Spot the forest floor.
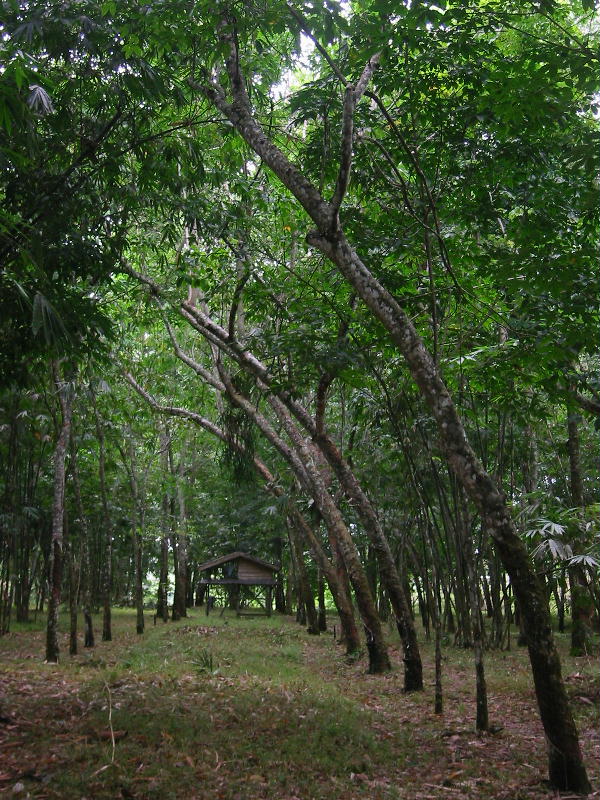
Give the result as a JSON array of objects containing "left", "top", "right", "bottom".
[{"left": 0, "top": 609, "right": 598, "bottom": 800}]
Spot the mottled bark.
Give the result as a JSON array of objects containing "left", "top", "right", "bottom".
[
  {"left": 212, "top": 366, "right": 388, "bottom": 671},
  {"left": 457, "top": 494, "right": 489, "bottom": 731},
  {"left": 260, "top": 392, "right": 389, "bottom": 672},
  {"left": 124, "top": 435, "right": 145, "bottom": 635},
  {"left": 68, "top": 541, "right": 79, "bottom": 657},
  {"left": 314, "top": 434, "right": 421, "bottom": 688}
]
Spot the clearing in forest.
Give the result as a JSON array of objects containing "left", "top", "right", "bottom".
[{"left": 0, "top": 610, "right": 598, "bottom": 800}]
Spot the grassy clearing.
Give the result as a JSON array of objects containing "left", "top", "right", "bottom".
[{"left": 0, "top": 609, "right": 598, "bottom": 800}]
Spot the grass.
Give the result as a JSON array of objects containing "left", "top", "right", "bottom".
[{"left": 0, "top": 608, "right": 598, "bottom": 800}]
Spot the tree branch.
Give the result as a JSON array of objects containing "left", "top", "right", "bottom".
[
  {"left": 331, "top": 87, "right": 355, "bottom": 213},
  {"left": 228, "top": 267, "right": 251, "bottom": 341},
  {"left": 331, "top": 54, "right": 380, "bottom": 215},
  {"left": 285, "top": 4, "right": 348, "bottom": 86},
  {"left": 123, "top": 371, "right": 223, "bottom": 437},
  {"left": 162, "top": 317, "right": 225, "bottom": 392},
  {"left": 572, "top": 392, "right": 600, "bottom": 416},
  {"left": 192, "top": 29, "right": 334, "bottom": 232}
]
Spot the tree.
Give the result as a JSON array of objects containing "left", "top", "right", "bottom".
[{"left": 186, "top": 3, "right": 593, "bottom": 790}]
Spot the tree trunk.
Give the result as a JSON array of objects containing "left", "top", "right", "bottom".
[
  {"left": 206, "top": 61, "right": 590, "bottom": 788},
  {"left": 288, "top": 523, "right": 319, "bottom": 635},
  {"left": 91, "top": 392, "right": 112, "bottom": 642},
  {"left": 457, "top": 493, "right": 489, "bottom": 731},
  {"left": 317, "top": 567, "right": 327, "bottom": 631},
  {"left": 71, "top": 437, "right": 94, "bottom": 647},
  {"left": 132, "top": 521, "right": 144, "bottom": 635},
  {"left": 170, "top": 445, "right": 188, "bottom": 621},
  {"left": 273, "top": 536, "right": 286, "bottom": 613},
  {"left": 567, "top": 412, "right": 592, "bottom": 656},
  {"left": 170, "top": 293, "right": 407, "bottom": 677},
  {"left": 313, "top": 433, "right": 422, "bottom": 688},
  {"left": 45, "top": 363, "right": 74, "bottom": 663},
  {"left": 217, "top": 369, "right": 389, "bottom": 672},
  {"left": 68, "top": 542, "right": 79, "bottom": 656}
]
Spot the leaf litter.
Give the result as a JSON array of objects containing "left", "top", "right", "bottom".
[{"left": 0, "top": 613, "right": 598, "bottom": 800}]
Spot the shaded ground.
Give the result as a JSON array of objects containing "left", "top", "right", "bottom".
[{"left": 0, "top": 610, "right": 598, "bottom": 800}]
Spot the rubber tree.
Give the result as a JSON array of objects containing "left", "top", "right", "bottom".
[
  {"left": 45, "top": 362, "right": 74, "bottom": 663},
  {"left": 193, "top": 18, "right": 590, "bottom": 792}
]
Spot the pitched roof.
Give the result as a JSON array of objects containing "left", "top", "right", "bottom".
[{"left": 197, "top": 551, "right": 279, "bottom": 573}]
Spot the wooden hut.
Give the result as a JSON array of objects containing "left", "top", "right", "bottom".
[{"left": 197, "top": 552, "right": 279, "bottom": 617}]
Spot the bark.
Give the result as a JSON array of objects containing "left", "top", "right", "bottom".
[
  {"left": 91, "top": 392, "right": 112, "bottom": 642},
  {"left": 132, "top": 515, "right": 145, "bottom": 635},
  {"left": 124, "top": 370, "right": 363, "bottom": 651},
  {"left": 213, "top": 366, "right": 388, "bottom": 671},
  {"left": 157, "top": 427, "right": 171, "bottom": 622},
  {"left": 124, "top": 434, "right": 145, "bottom": 635},
  {"left": 287, "top": 522, "right": 319, "bottom": 634},
  {"left": 461, "top": 499, "right": 489, "bottom": 731},
  {"left": 200, "top": 54, "right": 590, "bottom": 789},
  {"left": 71, "top": 438, "right": 94, "bottom": 647},
  {"left": 314, "top": 433, "right": 422, "bottom": 688},
  {"left": 157, "top": 515, "right": 170, "bottom": 622},
  {"left": 68, "top": 541, "right": 79, "bottom": 656},
  {"left": 173, "top": 456, "right": 188, "bottom": 620},
  {"left": 422, "top": 515, "right": 443, "bottom": 713},
  {"left": 488, "top": 551, "right": 504, "bottom": 649},
  {"left": 258, "top": 389, "right": 389, "bottom": 672},
  {"left": 168, "top": 439, "right": 188, "bottom": 622},
  {"left": 273, "top": 537, "right": 286, "bottom": 613},
  {"left": 567, "top": 412, "right": 593, "bottom": 656},
  {"left": 434, "top": 596, "right": 443, "bottom": 715},
  {"left": 45, "top": 364, "right": 74, "bottom": 663},
  {"left": 317, "top": 568, "right": 327, "bottom": 631},
  {"left": 176, "top": 292, "right": 420, "bottom": 685},
  {"left": 322, "top": 522, "right": 361, "bottom": 653}
]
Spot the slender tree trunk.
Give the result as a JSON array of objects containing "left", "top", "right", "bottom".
[
  {"left": 68, "top": 539, "right": 79, "bottom": 656},
  {"left": 132, "top": 518, "right": 145, "bottom": 635},
  {"left": 164, "top": 292, "right": 406, "bottom": 676},
  {"left": 169, "top": 443, "right": 188, "bottom": 621},
  {"left": 317, "top": 567, "right": 327, "bottom": 631},
  {"left": 45, "top": 364, "right": 74, "bottom": 663},
  {"left": 457, "top": 493, "right": 489, "bottom": 731},
  {"left": 567, "top": 411, "right": 593, "bottom": 656},
  {"left": 157, "top": 428, "right": 171, "bottom": 621},
  {"left": 91, "top": 392, "right": 112, "bottom": 642},
  {"left": 71, "top": 438, "right": 94, "bottom": 647},
  {"left": 288, "top": 522, "right": 319, "bottom": 634},
  {"left": 157, "top": 527, "right": 170, "bottom": 623},
  {"left": 314, "top": 434, "right": 422, "bottom": 688},
  {"left": 217, "top": 369, "right": 389, "bottom": 672},
  {"left": 273, "top": 536, "right": 286, "bottom": 613},
  {"left": 290, "top": 508, "right": 359, "bottom": 652},
  {"left": 432, "top": 576, "right": 443, "bottom": 715}
]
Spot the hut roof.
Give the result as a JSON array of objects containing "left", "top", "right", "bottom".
[{"left": 197, "top": 551, "right": 279, "bottom": 573}]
